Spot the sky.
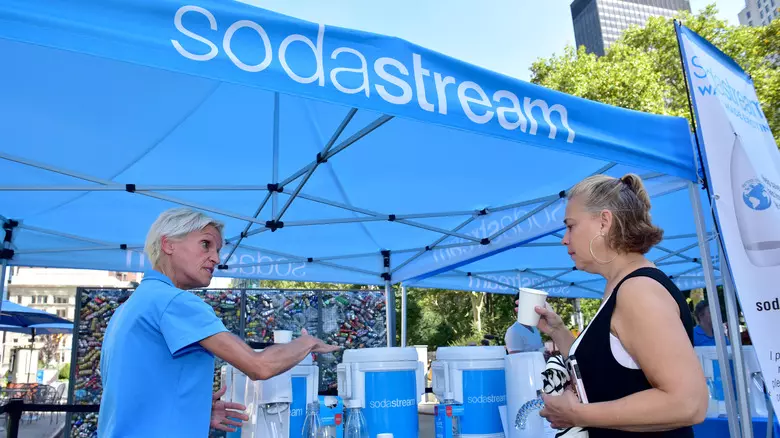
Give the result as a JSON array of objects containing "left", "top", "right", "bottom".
[{"left": 241, "top": 0, "right": 745, "bottom": 81}]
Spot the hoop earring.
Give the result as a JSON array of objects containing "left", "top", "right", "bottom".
[{"left": 589, "top": 233, "right": 617, "bottom": 264}]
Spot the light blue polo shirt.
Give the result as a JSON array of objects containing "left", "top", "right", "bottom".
[{"left": 98, "top": 269, "right": 228, "bottom": 437}]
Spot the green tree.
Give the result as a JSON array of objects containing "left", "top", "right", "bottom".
[{"left": 530, "top": 5, "right": 780, "bottom": 145}]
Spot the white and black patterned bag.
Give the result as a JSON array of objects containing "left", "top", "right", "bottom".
[{"left": 540, "top": 354, "right": 588, "bottom": 438}]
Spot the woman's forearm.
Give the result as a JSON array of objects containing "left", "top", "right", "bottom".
[{"left": 574, "top": 388, "right": 706, "bottom": 432}]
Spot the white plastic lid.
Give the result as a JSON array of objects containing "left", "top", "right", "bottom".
[
  {"left": 435, "top": 346, "right": 506, "bottom": 361},
  {"left": 342, "top": 347, "right": 419, "bottom": 363},
  {"left": 322, "top": 396, "right": 339, "bottom": 407},
  {"left": 518, "top": 287, "right": 548, "bottom": 296}
]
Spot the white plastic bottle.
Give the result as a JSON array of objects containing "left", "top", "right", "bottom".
[{"left": 729, "top": 134, "right": 780, "bottom": 267}]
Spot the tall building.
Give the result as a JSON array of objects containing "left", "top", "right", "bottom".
[
  {"left": 0, "top": 266, "right": 233, "bottom": 382},
  {"left": 739, "top": 0, "right": 779, "bottom": 27},
  {"left": 1, "top": 268, "right": 138, "bottom": 381},
  {"left": 571, "top": 0, "right": 692, "bottom": 56}
]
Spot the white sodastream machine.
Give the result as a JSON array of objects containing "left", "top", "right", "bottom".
[
  {"left": 503, "top": 351, "right": 552, "bottom": 438},
  {"left": 431, "top": 346, "right": 508, "bottom": 438},
  {"left": 220, "top": 331, "right": 320, "bottom": 438},
  {"left": 337, "top": 347, "right": 425, "bottom": 438},
  {"left": 696, "top": 345, "right": 770, "bottom": 419}
]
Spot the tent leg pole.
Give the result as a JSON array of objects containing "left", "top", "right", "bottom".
[
  {"left": 688, "top": 182, "right": 741, "bottom": 438},
  {"left": 400, "top": 284, "right": 407, "bottom": 348},
  {"left": 688, "top": 182, "right": 740, "bottom": 438},
  {"left": 0, "top": 259, "right": 7, "bottom": 302},
  {"left": 720, "top": 242, "right": 754, "bottom": 438},
  {"left": 573, "top": 298, "right": 583, "bottom": 332},
  {"left": 385, "top": 280, "right": 395, "bottom": 347}
]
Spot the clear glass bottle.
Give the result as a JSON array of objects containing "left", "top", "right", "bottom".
[
  {"left": 302, "top": 401, "right": 322, "bottom": 438},
  {"left": 344, "top": 407, "right": 369, "bottom": 438}
]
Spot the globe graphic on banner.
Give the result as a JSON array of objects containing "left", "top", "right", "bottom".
[{"left": 742, "top": 179, "right": 772, "bottom": 211}]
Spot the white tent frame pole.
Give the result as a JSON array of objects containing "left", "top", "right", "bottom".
[
  {"left": 488, "top": 197, "right": 562, "bottom": 242},
  {"left": 226, "top": 242, "right": 381, "bottom": 277},
  {"left": 278, "top": 114, "right": 393, "bottom": 188},
  {"left": 273, "top": 108, "right": 357, "bottom": 224},
  {"left": 657, "top": 260, "right": 700, "bottom": 267},
  {"left": 653, "top": 241, "right": 701, "bottom": 264},
  {"left": 0, "top": 260, "right": 7, "bottom": 302},
  {"left": 654, "top": 244, "right": 699, "bottom": 263},
  {"left": 391, "top": 216, "right": 477, "bottom": 274},
  {"left": 1, "top": 151, "right": 275, "bottom": 228},
  {"left": 521, "top": 269, "right": 603, "bottom": 295},
  {"left": 16, "top": 246, "right": 134, "bottom": 254},
  {"left": 573, "top": 298, "right": 584, "bottom": 331},
  {"left": 0, "top": 219, "right": 16, "bottom": 314},
  {"left": 272, "top": 92, "right": 280, "bottom": 217},
  {"left": 400, "top": 284, "right": 407, "bottom": 348},
  {"left": 221, "top": 191, "right": 273, "bottom": 264},
  {"left": 282, "top": 191, "right": 484, "bottom": 243},
  {"left": 383, "top": 251, "right": 395, "bottom": 347},
  {"left": 688, "top": 182, "right": 741, "bottom": 438},
  {"left": 0, "top": 185, "right": 276, "bottom": 191},
  {"left": 488, "top": 163, "right": 617, "bottom": 241},
  {"left": 18, "top": 224, "right": 124, "bottom": 247},
  {"left": 719, "top": 242, "right": 754, "bottom": 438},
  {"left": 391, "top": 191, "right": 577, "bottom": 276},
  {"left": 529, "top": 268, "right": 573, "bottom": 288},
  {"left": 550, "top": 231, "right": 703, "bottom": 265}
]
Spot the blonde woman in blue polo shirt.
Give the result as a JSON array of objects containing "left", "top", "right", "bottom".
[{"left": 98, "top": 208, "right": 339, "bottom": 437}]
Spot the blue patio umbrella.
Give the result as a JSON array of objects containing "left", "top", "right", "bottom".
[
  {"left": 0, "top": 323, "right": 73, "bottom": 335},
  {"left": 0, "top": 302, "right": 73, "bottom": 384},
  {"left": 0, "top": 300, "right": 73, "bottom": 328}
]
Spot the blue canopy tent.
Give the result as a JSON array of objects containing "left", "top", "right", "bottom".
[{"left": 0, "top": 0, "right": 722, "bottom": 348}]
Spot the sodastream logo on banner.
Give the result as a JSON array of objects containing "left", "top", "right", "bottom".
[{"left": 678, "top": 23, "right": 780, "bottom": 415}]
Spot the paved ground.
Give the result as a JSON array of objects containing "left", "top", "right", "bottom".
[
  {"left": 0, "top": 413, "right": 64, "bottom": 438},
  {"left": 419, "top": 413, "right": 434, "bottom": 438}
]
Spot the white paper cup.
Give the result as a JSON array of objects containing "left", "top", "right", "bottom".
[
  {"left": 273, "top": 330, "right": 293, "bottom": 344},
  {"left": 516, "top": 287, "right": 548, "bottom": 326}
]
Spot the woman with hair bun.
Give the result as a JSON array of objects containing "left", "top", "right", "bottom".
[{"left": 522, "top": 174, "right": 708, "bottom": 437}]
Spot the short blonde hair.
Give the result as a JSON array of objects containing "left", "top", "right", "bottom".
[
  {"left": 144, "top": 208, "right": 225, "bottom": 266},
  {"left": 567, "top": 173, "right": 663, "bottom": 255}
]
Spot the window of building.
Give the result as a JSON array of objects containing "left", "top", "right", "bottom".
[
  {"left": 31, "top": 295, "right": 48, "bottom": 304},
  {"left": 15, "top": 296, "right": 21, "bottom": 304},
  {"left": 747, "top": 11, "right": 752, "bottom": 18},
  {"left": 54, "top": 297, "right": 68, "bottom": 304},
  {"left": 56, "top": 309, "right": 67, "bottom": 318}
]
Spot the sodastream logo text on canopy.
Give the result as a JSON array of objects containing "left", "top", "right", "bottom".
[{"left": 170, "top": 5, "right": 575, "bottom": 144}]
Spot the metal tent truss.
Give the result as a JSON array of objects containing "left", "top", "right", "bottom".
[{"left": 1, "top": 106, "right": 701, "bottom": 288}]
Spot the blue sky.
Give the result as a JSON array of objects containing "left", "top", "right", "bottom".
[{"left": 242, "top": 0, "right": 745, "bottom": 81}]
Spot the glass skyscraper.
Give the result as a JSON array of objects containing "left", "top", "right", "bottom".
[{"left": 571, "top": 0, "right": 691, "bottom": 56}]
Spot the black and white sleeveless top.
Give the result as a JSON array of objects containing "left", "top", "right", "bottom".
[{"left": 568, "top": 267, "right": 695, "bottom": 437}]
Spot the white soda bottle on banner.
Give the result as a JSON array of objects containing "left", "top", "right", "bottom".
[{"left": 729, "top": 134, "right": 780, "bottom": 267}]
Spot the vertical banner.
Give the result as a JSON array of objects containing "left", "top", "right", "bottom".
[{"left": 676, "top": 22, "right": 780, "bottom": 416}]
